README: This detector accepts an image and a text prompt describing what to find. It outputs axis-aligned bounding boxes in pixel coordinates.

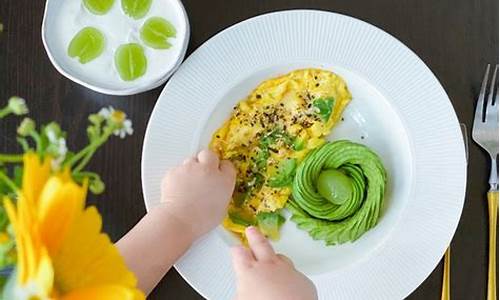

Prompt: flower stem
[16,138,30,152]
[73,171,99,180]
[0,172,18,193]
[0,154,23,163]
[73,147,97,174]
[29,132,42,153]
[0,108,11,119]
[68,127,114,171]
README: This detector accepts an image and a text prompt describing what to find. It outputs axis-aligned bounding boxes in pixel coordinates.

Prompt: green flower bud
[88,113,104,125]
[89,177,105,194]
[17,118,35,136]
[44,122,63,141]
[8,96,28,115]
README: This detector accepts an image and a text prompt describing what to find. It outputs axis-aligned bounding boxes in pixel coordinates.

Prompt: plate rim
[141,9,467,299]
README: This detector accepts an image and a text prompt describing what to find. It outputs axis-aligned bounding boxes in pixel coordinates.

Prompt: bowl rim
[41,0,190,96]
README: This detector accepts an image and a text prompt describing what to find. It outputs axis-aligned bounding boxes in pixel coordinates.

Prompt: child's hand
[232,227,318,300]
[161,149,236,240]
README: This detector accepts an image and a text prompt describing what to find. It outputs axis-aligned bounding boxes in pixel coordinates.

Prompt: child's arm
[116,150,236,294]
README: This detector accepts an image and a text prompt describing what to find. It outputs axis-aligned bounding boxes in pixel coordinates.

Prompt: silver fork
[472,64,499,300]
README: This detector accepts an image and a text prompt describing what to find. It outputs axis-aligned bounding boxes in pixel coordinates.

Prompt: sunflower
[3,153,144,300]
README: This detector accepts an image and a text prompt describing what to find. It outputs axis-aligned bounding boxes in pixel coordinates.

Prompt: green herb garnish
[268,158,297,187]
[292,138,305,151]
[313,97,335,122]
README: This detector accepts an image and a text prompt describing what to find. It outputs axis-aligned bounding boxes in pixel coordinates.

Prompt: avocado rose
[289,140,387,245]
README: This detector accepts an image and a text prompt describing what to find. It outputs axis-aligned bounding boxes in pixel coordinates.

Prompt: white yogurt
[42,0,188,93]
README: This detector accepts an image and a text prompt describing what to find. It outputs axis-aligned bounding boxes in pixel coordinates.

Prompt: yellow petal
[61,285,144,300]
[4,198,54,293]
[34,247,54,295]
[22,153,51,207]
[53,207,137,293]
[38,176,86,256]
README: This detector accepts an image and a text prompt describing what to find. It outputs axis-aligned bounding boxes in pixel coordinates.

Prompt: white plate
[142,10,466,300]
[42,0,190,96]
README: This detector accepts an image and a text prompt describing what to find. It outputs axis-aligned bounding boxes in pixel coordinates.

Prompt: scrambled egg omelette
[210,69,352,240]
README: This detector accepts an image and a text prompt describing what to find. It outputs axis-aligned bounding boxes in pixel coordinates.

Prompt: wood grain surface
[0,0,498,299]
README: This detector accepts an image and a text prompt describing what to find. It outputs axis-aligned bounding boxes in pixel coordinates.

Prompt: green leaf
[256,211,286,240]
[313,97,335,122]
[267,158,297,187]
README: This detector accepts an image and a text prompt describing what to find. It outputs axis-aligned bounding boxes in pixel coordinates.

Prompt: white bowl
[42,0,190,96]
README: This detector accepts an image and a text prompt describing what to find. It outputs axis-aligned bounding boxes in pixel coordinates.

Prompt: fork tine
[494,85,499,124]
[485,65,499,125]
[475,64,490,123]
[487,65,498,106]
[495,87,499,109]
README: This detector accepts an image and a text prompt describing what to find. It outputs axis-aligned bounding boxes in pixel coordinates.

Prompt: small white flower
[45,125,67,170]
[50,138,67,171]
[98,106,133,138]
[46,129,57,144]
[98,106,113,119]
[57,138,68,157]
[114,119,133,139]
[8,96,28,115]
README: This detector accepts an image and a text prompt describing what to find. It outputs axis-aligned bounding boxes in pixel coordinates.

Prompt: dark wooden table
[0,0,498,299]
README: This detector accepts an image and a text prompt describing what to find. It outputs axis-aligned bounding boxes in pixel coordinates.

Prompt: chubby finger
[197,149,219,167]
[183,156,198,165]
[245,226,275,262]
[231,245,254,272]
[219,160,237,177]
[277,254,294,266]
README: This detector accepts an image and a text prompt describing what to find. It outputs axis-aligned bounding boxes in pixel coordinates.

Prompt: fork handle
[441,246,451,300]
[488,191,498,300]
